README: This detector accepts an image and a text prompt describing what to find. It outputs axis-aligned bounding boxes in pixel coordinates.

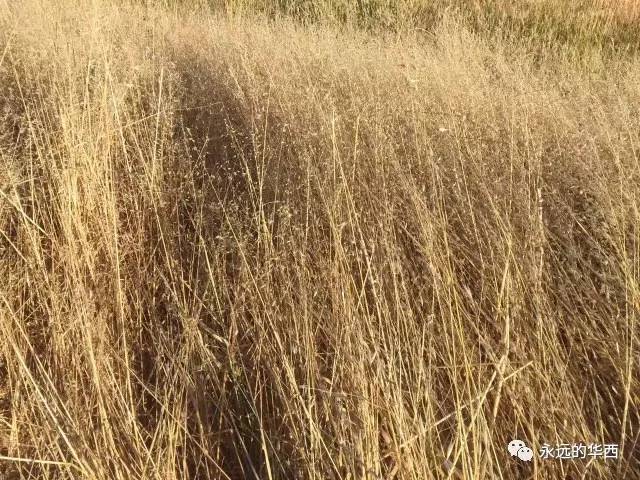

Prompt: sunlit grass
[0,1,639,479]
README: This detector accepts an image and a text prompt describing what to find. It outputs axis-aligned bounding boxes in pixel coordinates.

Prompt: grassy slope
[1,1,639,479]
[194,0,640,55]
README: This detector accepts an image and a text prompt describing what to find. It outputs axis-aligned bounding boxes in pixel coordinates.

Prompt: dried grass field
[1,0,639,479]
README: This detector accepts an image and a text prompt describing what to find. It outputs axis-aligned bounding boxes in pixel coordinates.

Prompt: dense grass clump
[0,1,639,479]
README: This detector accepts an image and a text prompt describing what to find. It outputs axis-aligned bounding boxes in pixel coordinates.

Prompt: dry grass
[1,0,639,479]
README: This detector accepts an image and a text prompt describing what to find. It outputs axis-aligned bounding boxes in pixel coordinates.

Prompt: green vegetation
[190,0,640,57]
